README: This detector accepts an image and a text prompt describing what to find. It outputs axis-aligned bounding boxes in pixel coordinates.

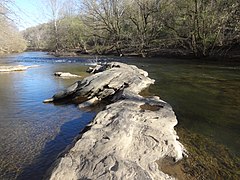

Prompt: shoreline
[2,49,239,64]
[20,47,240,62]
[51,51,240,62]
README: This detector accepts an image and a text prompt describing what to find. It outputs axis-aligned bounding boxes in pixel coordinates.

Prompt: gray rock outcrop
[44,62,153,103]
[46,62,186,180]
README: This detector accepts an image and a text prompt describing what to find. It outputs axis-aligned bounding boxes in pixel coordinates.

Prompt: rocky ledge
[45,62,186,180]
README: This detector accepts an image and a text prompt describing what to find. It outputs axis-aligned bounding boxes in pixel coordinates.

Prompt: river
[0,52,239,179]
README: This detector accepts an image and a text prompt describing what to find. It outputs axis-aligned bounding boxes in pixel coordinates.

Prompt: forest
[1,0,240,58]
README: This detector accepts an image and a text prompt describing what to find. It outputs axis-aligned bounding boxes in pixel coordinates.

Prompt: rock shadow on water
[16,112,96,180]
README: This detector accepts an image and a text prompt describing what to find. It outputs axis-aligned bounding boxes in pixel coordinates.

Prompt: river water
[0,52,239,179]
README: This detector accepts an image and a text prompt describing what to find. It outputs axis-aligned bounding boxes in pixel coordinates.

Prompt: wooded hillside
[23,0,240,58]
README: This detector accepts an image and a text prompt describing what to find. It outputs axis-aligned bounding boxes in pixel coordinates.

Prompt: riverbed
[0,52,239,179]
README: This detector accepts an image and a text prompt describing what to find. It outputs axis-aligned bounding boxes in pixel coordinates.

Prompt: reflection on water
[0,52,239,179]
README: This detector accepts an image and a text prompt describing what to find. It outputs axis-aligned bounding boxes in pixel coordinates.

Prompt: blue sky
[12,0,51,30]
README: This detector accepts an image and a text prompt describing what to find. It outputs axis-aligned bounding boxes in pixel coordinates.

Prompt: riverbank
[0,48,26,55]
[44,45,240,62]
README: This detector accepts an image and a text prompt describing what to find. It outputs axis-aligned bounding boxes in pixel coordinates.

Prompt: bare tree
[22,0,240,58]
[82,0,127,54]
[42,0,65,52]
[162,0,240,57]
[125,0,166,56]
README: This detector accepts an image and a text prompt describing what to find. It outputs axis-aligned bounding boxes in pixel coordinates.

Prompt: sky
[11,0,51,30]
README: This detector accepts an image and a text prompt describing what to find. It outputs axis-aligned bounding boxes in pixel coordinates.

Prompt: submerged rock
[46,62,186,180]
[0,65,37,72]
[54,72,81,78]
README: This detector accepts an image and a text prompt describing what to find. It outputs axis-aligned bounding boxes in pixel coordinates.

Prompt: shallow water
[0,52,95,179]
[127,58,240,157]
[0,52,239,179]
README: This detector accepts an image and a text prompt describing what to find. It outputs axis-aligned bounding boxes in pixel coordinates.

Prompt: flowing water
[0,52,239,179]
[0,52,96,180]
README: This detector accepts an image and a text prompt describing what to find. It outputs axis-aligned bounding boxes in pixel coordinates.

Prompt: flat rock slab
[0,65,38,72]
[49,95,185,180]
[47,62,186,180]
[54,72,81,78]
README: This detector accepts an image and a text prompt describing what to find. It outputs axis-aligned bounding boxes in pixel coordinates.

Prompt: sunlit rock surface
[44,62,154,103]
[54,72,81,78]
[0,65,36,72]
[47,62,186,180]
